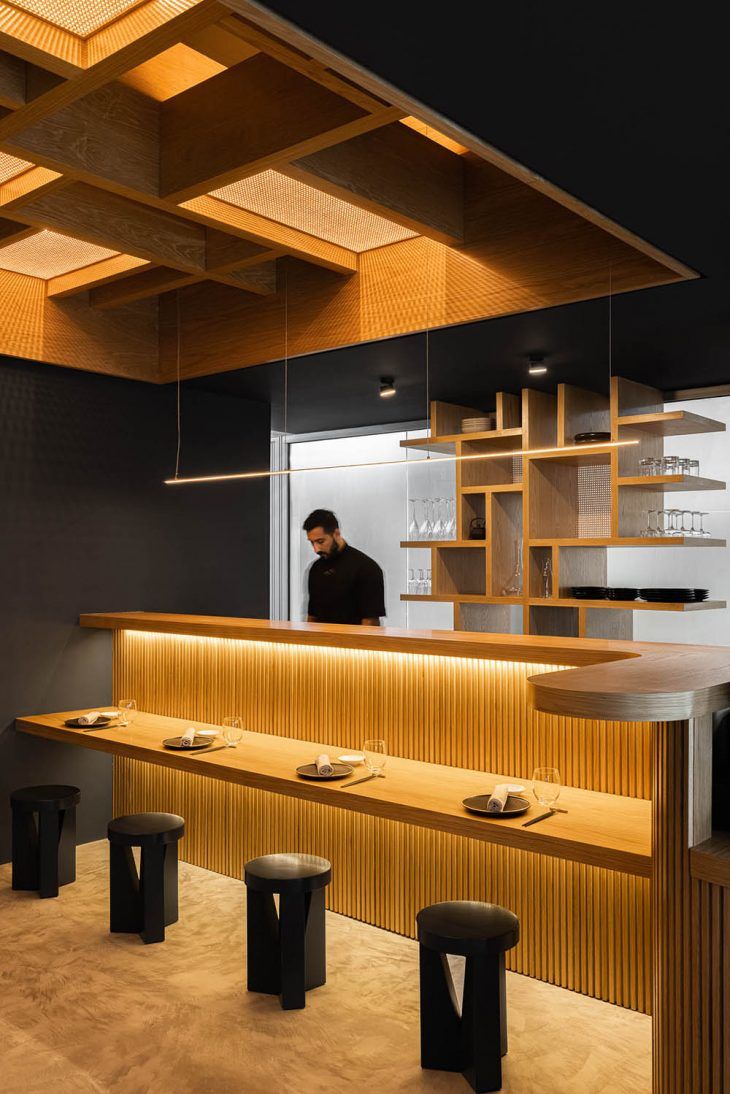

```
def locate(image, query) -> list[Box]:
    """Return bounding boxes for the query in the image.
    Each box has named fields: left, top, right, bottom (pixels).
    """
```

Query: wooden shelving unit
left=400, top=378, right=727, bottom=638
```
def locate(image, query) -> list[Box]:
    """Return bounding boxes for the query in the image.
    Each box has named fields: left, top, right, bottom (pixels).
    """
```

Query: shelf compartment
left=616, top=410, right=726, bottom=436
left=528, top=604, right=579, bottom=637
left=529, top=537, right=727, bottom=547
left=618, top=475, right=726, bottom=492
left=490, top=491, right=523, bottom=597
left=528, top=459, right=611, bottom=539
left=527, top=598, right=726, bottom=612
left=432, top=546, right=486, bottom=597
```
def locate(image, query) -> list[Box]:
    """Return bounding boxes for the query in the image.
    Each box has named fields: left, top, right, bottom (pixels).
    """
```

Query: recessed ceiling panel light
left=0, top=230, right=120, bottom=279
left=7, top=0, right=144, bottom=37
left=0, top=152, right=35, bottom=184
left=210, top=170, right=418, bottom=253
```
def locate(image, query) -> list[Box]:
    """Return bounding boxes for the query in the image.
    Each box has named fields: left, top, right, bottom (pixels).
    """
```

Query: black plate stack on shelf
left=639, top=588, right=709, bottom=603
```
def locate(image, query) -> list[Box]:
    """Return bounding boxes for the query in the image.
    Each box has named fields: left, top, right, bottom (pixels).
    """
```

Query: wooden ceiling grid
left=0, top=0, right=697, bottom=382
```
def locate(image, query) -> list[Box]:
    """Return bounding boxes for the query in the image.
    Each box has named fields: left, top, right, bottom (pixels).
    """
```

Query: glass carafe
left=501, top=541, right=523, bottom=596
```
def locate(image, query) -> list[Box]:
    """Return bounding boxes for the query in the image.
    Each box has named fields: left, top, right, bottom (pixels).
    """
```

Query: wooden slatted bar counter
left=15, top=612, right=730, bottom=1094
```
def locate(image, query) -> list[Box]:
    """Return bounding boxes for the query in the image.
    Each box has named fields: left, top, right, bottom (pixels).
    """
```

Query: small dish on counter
left=462, top=794, right=530, bottom=818
left=163, top=736, right=215, bottom=750
left=338, top=753, right=365, bottom=765
left=296, top=763, right=354, bottom=780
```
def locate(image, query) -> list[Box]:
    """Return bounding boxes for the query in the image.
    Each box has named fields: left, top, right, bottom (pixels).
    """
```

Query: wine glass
left=407, top=567, right=415, bottom=594
left=362, top=739, right=387, bottom=777
left=116, top=699, right=137, bottom=726
left=418, top=498, right=432, bottom=540
left=432, top=498, right=444, bottom=540
left=532, top=767, right=561, bottom=809
left=222, top=714, right=244, bottom=748
left=408, top=498, right=419, bottom=541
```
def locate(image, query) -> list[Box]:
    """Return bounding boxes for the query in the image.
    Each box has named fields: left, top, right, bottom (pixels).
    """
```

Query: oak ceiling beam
left=46, top=254, right=152, bottom=298
left=204, top=227, right=279, bottom=272
left=90, top=266, right=202, bottom=309
left=208, top=258, right=277, bottom=294
left=0, top=0, right=225, bottom=141
left=159, top=52, right=402, bottom=203
left=0, top=213, right=34, bottom=245
left=9, top=180, right=210, bottom=272
left=286, top=122, right=465, bottom=244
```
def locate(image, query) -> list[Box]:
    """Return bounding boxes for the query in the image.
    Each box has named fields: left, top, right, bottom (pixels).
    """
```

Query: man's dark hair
left=303, top=509, right=339, bottom=535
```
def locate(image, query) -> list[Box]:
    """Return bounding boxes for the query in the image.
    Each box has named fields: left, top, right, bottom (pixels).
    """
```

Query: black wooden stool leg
left=303, top=889, right=326, bottom=991
left=11, top=807, right=39, bottom=891
left=140, top=845, right=167, bottom=944
left=279, top=890, right=306, bottom=1010
left=110, top=843, right=141, bottom=933
left=162, top=843, right=179, bottom=927
left=38, top=810, right=60, bottom=898
left=246, top=889, right=281, bottom=994
left=461, top=954, right=505, bottom=1094
left=57, top=806, right=77, bottom=887
left=419, top=945, right=463, bottom=1073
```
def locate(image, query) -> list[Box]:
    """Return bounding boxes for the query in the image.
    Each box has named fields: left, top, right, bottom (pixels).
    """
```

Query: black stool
left=244, top=853, right=331, bottom=1010
left=11, top=785, right=80, bottom=899
left=416, top=900, right=520, bottom=1093
left=107, top=812, right=184, bottom=945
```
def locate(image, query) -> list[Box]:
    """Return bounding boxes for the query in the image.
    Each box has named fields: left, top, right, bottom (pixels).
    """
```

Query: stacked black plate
left=639, top=588, right=709, bottom=603
left=571, top=586, right=608, bottom=599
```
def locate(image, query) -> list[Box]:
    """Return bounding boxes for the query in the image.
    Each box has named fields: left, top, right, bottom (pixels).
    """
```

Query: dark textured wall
left=0, top=356, right=270, bottom=863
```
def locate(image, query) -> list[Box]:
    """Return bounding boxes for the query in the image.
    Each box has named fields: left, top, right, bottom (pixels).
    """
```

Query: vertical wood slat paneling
left=113, top=630, right=652, bottom=798
left=114, top=756, right=652, bottom=1015
left=652, top=719, right=730, bottom=1094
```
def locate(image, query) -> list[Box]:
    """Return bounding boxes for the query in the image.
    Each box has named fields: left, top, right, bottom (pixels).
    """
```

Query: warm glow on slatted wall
left=210, top=170, right=419, bottom=253
left=0, top=230, right=120, bottom=278
left=0, top=153, right=35, bottom=183
left=7, top=0, right=144, bottom=36
left=120, top=43, right=226, bottom=100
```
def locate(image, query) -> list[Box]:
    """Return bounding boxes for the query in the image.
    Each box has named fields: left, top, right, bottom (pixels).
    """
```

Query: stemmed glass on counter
left=362, top=739, right=387, bottom=777
left=531, top=767, right=561, bottom=810
left=116, top=699, right=137, bottom=726
left=222, top=714, right=244, bottom=748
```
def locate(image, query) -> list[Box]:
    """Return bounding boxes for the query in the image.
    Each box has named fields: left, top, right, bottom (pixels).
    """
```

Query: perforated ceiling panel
left=8, top=0, right=143, bottom=36
left=0, top=152, right=34, bottom=183
left=211, top=170, right=418, bottom=254
left=0, top=230, right=120, bottom=279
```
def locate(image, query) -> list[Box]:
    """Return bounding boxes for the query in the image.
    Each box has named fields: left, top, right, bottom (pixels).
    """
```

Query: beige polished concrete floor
left=0, top=841, right=651, bottom=1094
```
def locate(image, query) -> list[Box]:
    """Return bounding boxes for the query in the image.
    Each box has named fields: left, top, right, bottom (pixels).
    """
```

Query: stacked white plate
left=461, top=415, right=494, bottom=433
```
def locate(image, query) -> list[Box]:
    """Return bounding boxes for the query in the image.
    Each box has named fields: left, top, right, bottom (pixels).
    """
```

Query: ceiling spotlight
left=527, top=353, right=548, bottom=376
left=379, top=377, right=396, bottom=398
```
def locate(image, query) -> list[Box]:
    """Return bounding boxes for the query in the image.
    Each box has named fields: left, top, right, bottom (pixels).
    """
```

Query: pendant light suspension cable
left=174, top=288, right=182, bottom=480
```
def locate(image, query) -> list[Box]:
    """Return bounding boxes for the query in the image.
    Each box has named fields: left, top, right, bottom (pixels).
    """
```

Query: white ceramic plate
left=198, top=729, right=219, bottom=737
left=338, top=753, right=365, bottom=765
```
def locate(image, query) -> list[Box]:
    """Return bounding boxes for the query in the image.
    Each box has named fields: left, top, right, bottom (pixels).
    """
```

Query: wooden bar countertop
left=16, top=710, right=651, bottom=878
left=80, top=612, right=730, bottom=722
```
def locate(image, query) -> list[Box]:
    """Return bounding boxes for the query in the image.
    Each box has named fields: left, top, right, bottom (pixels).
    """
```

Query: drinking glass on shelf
left=222, top=715, right=244, bottom=748
left=362, top=739, right=387, bottom=777
left=639, top=457, right=657, bottom=477
left=532, top=767, right=561, bottom=809
left=419, top=499, right=433, bottom=540
left=678, top=458, right=692, bottom=477
left=447, top=498, right=457, bottom=539
left=662, top=456, right=679, bottom=476
left=417, top=568, right=426, bottom=595
left=689, top=459, right=700, bottom=477
left=681, top=510, right=694, bottom=536
left=432, top=498, right=444, bottom=540
left=691, top=511, right=703, bottom=537
left=116, top=699, right=137, bottom=726
left=665, top=509, right=682, bottom=536
left=699, top=512, right=712, bottom=538
left=426, top=568, right=432, bottom=594
left=642, top=510, right=658, bottom=537
left=407, top=567, right=416, bottom=594
left=408, top=498, right=419, bottom=541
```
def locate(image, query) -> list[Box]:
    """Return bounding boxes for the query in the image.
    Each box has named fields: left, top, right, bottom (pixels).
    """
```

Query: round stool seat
left=417, top=900, right=519, bottom=957
left=11, top=785, right=81, bottom=812
left=108, top=812, right=185, bottom=847
left=245, top=853, right=331, bottom=894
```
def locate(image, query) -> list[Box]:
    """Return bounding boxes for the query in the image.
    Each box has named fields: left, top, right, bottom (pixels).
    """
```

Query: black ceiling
left=188, top=2, right=730, bottom=433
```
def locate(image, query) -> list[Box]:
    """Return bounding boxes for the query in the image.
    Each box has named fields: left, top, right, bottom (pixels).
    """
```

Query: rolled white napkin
left=315, top=753, right=334, bottom=776
left=77, top=711, right=101, bottom=726
left=487, top=783, right=511, bottom=813
left=180, top=726, right=197, bottom=747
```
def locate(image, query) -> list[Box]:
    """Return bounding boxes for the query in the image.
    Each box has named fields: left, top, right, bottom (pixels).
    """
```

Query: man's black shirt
left=307, top=544, right=386, bottom=624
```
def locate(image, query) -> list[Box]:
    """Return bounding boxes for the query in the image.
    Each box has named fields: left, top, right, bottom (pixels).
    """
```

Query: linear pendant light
left=164, top=439, right=639, bottom=485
